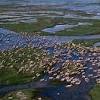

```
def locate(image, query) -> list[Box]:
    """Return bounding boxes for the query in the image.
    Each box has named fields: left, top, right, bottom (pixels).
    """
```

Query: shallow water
left=0, top=28, right=100, bottom=50
left=0, top=81, right=95, bottom=100
left=0, top=28, right=100, bottom=100
left=94, top=42, right=100, bottom=47
left=42, top=24, right=77, bottom=33
left=42, top=23, right=92, bottom=33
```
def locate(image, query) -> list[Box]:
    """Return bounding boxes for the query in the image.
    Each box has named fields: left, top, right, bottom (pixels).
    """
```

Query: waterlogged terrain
left=0, top=28, right=100, bottom=100
left=0, top=0, right=100, bottom=100
left=0, top=0, right=100, bottom=35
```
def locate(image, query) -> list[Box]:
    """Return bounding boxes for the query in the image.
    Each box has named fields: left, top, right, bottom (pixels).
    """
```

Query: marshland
left=0, top=0, right=100, bottom=100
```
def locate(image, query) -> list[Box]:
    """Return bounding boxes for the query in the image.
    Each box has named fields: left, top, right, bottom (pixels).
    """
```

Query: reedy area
left=73, top=39, right=100, bottom=47
left=90, top=85, right=100, bottom=100
left=0, top=89, right=51, bottom=100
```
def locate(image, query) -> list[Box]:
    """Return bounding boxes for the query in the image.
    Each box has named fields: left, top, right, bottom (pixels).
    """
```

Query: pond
left=42, top=23, right=92, bottom=33
left=94, top=42, right=100, bottom=47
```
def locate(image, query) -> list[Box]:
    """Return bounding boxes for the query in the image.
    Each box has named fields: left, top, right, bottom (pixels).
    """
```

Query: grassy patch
left=0, top=19, right=53, bottom=33
left=49, top=79, right=66, bottom=86
left=73, top=39, right=100, bottom=47
left=57, top=20, right=100, bottom=36
left=0, top=17, right=67, bottom=34
left=0, top=89, right=51, bottom=100
left=0, top=68, right=32, bottom=85
left=90, top=84, right=100, bottom=100
left=1, top=17, right=100, bottom=36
